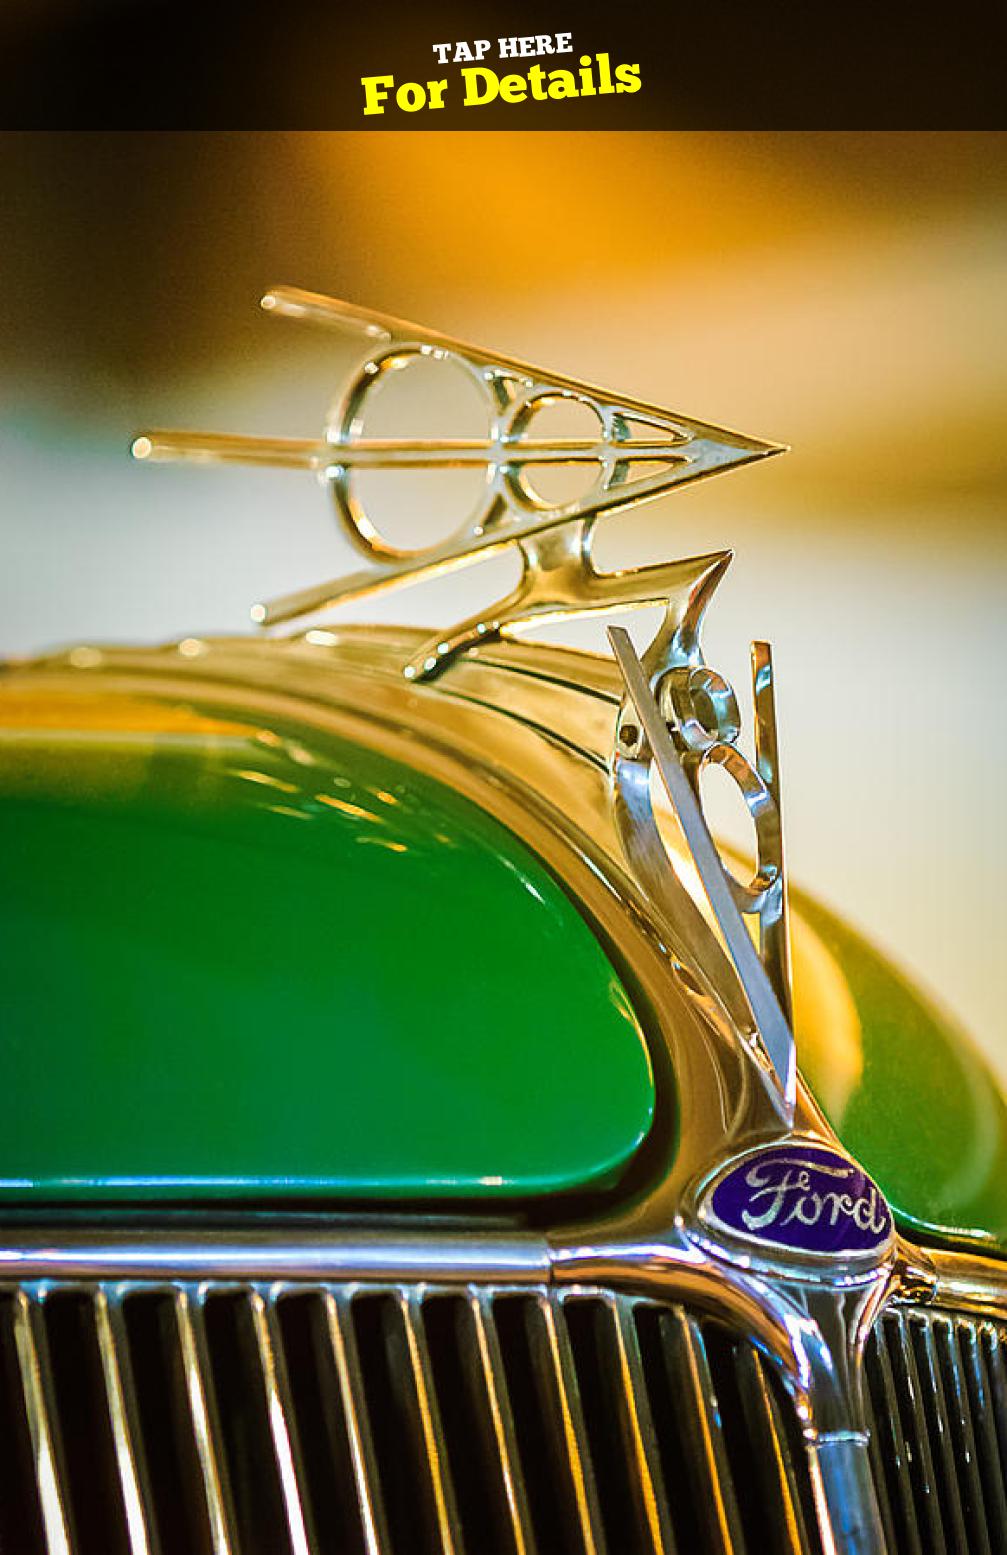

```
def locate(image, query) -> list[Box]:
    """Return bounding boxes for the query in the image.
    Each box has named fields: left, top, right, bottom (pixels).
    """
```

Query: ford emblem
left=700, top=1142, right=893, bottom=1258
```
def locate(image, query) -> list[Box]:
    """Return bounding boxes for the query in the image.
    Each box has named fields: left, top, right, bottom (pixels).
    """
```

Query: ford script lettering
left=706, top=1144, right=893, bottom=1257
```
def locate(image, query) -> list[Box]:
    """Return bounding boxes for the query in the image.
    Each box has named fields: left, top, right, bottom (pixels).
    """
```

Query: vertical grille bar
left=200, top=1290, right=297, bottom=1555
left=538, top=1292, right=609, bottom=1555
left=884, top=1310, right=948, bottom=1552
left=42, top=1287, right=136, bottom=1554
left=0, top=1292, right=48, bottom=1551
left=350, top=1289, right=458, bottom=1554
left=12, top=1290, right=74, bottom=1555
left=860, top=1340, right=903, bottom=1555
left=866, top=1315, right=924, bottom=1555
left=491, top=1293, right=600, bottom=1555
left=975, top=1318, right=1007, bottom=1536
left=93, top=1290, right=157, bottom=1555
left=562, top=1294, right=673, bottom=1555
left=610, top=1296, right=678, bottom=1555
left=273, top=1291, right=369, bottom=1552
left=910, top=1315, right=970, bottom=1554
left=665, top=1312, right=748, bottom=1554
left=931, top=1315, right=992, bottom=1555
left=421, top=1292, right=536, bottom=1555
left=982, top=1321, right=1007, bottom=1467
left=469, top=1292, right=537, bottom=1555
left=967, top=1322, right=1007, bottom=1545
left=733, top=1344, right=816, bottom=1555
left=401, top=1289, right=464, bottom=1555
left=175, top=1288, right=238, bottom=1555
left=7, top=1275, right=1007, bottom=1555
left=868, top=1305, right=1007, bottom=1555
left=325, top=1290, right=391, bottom=1555
left=249, top=1290, right=316, bottom=1555
left=120, top=1290, right=217, bottom=1555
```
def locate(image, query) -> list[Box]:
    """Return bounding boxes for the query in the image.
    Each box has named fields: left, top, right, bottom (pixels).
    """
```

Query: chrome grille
left=865, top=1304, right=1007, bottom=1555
left=0, top=1280, right=823, bottom=1555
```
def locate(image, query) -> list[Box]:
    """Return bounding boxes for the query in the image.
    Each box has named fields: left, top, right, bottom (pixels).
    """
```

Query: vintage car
left=2, top=290, right=1006, bottom=1555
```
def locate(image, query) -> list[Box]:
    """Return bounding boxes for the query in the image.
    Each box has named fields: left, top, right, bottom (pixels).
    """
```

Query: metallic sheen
left=133, top=287, right=783, bottom=679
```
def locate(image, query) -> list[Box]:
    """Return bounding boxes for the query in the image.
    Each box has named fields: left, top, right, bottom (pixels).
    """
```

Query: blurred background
left=2, top=131, right=1005, bottom=1076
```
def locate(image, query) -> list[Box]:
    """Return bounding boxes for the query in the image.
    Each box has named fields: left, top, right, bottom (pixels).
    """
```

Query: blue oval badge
left=702, top=1143, right=893, bottom=1258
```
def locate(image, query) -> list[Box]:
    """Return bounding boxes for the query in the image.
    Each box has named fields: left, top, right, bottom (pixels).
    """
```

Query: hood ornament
left=608, top=614, right=795, bottom=1124
left=134, top=286, right=796, bottom=1116
left=132, top=286, right=783, bottom=680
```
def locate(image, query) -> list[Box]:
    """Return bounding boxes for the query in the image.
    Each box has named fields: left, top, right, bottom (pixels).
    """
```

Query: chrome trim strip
left=0, top=1238, right=997, bottom=1336
left=805, top=1433, right=886, bottom=1555
left=921, top=1246, right=1007, bottom=1320
left=0, top=1230, right=551, bottom=1284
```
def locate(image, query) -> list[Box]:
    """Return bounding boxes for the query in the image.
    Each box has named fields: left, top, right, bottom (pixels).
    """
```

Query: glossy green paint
left=0, top=710, right=655, bottom=1201
left=796, top=891, right=1007, bottom=1252
left=4, top=682, right=1005, bottom=1248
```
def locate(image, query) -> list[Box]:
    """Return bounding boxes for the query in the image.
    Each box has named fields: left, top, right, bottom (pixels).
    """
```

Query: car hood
left=2, top=629, right=1005, bottom=1255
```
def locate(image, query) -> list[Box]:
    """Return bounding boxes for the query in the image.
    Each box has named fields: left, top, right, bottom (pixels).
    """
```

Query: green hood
left=2, top=666, right=1005, bottom=1255
left=793, top=889, right=1007, bottom=1254
left=0, top=690, right=655, bottom=1201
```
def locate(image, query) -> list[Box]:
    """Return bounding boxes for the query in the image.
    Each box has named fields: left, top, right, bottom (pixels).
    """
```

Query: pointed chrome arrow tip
left=725, top=430, right=788, bottom=461
left=678, top=421, right=788, bottom=487
left=685, top=549, right=734, bottom=633
left=688, top=548, right=734, bottom=596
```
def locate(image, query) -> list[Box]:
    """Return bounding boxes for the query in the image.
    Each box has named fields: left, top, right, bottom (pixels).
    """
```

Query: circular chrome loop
left=326, top=344, right=498, bottom=562
left=691, top=740, right=780, bottom=909
left=323, top=346, right=629, bottom=563
left=501, top=388, right=607, bottom=515
left=659, top=666, right=742, bottom=753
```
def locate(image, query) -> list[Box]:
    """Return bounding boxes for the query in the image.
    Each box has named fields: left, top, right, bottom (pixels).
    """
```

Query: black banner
left=2, top=0, right=1003, bottom=129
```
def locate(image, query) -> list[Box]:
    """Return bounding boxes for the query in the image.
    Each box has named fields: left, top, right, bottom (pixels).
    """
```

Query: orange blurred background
left=2, top=131, right=1005, bottom=1072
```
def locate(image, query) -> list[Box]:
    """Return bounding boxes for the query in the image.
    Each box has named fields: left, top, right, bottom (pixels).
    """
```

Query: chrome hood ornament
left=132, top=287, right=783, bottom=680
left=31, top=300, right=989, bottom=1555
left=134, top=286, right=798, bottom=1125
left=606, top=558, right=795, bottom=1126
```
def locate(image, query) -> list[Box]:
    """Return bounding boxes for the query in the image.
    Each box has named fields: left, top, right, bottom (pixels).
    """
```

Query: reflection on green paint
left=796, top=890, right=1007, bottom=1253
left=0, top=714, right=655, bottom=1200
